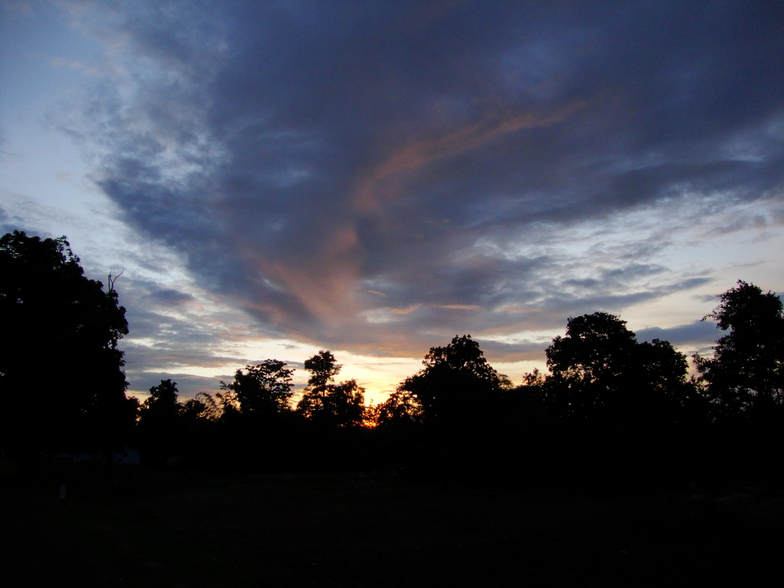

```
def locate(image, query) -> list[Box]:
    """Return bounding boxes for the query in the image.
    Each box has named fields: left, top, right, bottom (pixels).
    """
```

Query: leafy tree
left=138, top=379, right=183, bottom=465
left=303, top=350, right=341, bottom=390
left=541, top=312, right=705, bottom=483
left=168, top=391, right=221, bottom=469
left=0, top=231, right=131, bottom=461
left=695, top=280, right=784, bottom=417
left=400, top=334, right=504, bottom=426
left=374, top=389, right=424, bottom=430
left=219, top=360, right=295, bottom=419
left=521, top=368, right=546, bottom=387
left=181, top=392, right=220, bottom=422
left=546, top=313, right=637, bottom=387
left=544, top=312, right=696, bottom=424
left=140, top=379, right=182, bottom=423
left=297, top=351, right=365, bottom=427
left=545, top=312, right=638, bottom=420
left=369, top=389, right=426, bottom=471
left=395, top=335, right=506, bottom=477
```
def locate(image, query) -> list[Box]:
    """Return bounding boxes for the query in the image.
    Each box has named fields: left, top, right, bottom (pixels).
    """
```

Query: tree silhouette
left=141, top=379, right=181, bottom=421
left=181, top=392, right=220, bottom=422
left=550, top=313, right=704, bottom=419
left=297, top=351, right=365, bottom=428
left=540, top=312, right=704, bottom=483
left=400, top=334, right=503, bottom=427
left=395, top=335, right=506, bottom=477
left=374, top=389, right=424, bottom=430
left=0, top=231, right=131, bottom=466
left=543, top=312, right=697, bottom=423
left=695, top=280, right=784, bottom=418
left=219, top=360, right=295, bottom=420
left=303, top=350, right=342, bottom=389
left=138, top=379, right=183, bottom=465
left=545, top=312, right=637, bottom=417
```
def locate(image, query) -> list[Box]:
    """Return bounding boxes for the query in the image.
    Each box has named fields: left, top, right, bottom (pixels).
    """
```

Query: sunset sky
left=2, top=1, right=783, bottom=403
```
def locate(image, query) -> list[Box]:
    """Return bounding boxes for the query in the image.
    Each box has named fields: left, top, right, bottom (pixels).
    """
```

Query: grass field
left=2, top=468, right=782, bottom=587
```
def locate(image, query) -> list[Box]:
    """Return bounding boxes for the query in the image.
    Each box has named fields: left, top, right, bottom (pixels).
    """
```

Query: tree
left=541, top=312, right=704, bottom=483
left=374, top=389, right=424, bottom=430
left=303, top=350, right=341, bottom=390
left=181, top=392, right=220, bottom=422
left=546, top=312, right=640, bottom=421
left=0, top=231, right=131, bottom=461
left=695, top=280, right=784, bottom=417
left=395, top=335, right=505, bottom=477
left=546, top=312, right=637, bottom=387
left=400, top=334, right=503, bottom=426
left=140, top=379, right=182, bottom=423
left=138, top=379, right=183, bottom=465
left=296, top=351, right=365, bottom=428
left=544, top=312, right=695, bottom=424
left=219, top=360, right=295, bottom=420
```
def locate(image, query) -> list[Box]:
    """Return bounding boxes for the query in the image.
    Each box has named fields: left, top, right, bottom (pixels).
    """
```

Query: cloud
left=1, top=0, right=34, bottom=17
left=353, top=101, right=586, bottom=213
left=127, top=372, right=226, bottom=401
left=390, top=304, right=421, bottom=316
left=636, top=320, right=720, bottom=348
left=144, top=286, right=195, bottom=306
left=49, top=0, right=784, bottom=366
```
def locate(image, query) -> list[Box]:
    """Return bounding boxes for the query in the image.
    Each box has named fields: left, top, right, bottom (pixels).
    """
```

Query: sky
left=2, top=0, right=783, bottom=403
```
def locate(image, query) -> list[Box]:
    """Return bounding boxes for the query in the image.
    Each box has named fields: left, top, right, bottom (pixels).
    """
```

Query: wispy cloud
left=10, top=0, right=781, bottom=395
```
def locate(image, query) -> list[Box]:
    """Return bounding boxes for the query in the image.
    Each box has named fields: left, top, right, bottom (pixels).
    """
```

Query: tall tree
left=544, top=312, right=696, bottom=424
left=219, top=360, right=295, bottom=419
left=141, top=379, right=182, bottom=423
left=297, top=351, right=365, bottom=428
left=546, top=313, right=637, bottom=386
left=0, top=231, right=131, bottom=461
left=695, top=280, right=784, bottom=417
left=181, top=392, right=220, bottom=422
left=303, top=350, right=341, bottom=390
left=541, top=312, right=705, bottom=483
left=400, top=335, right=503, bottom=426
left=138, top=379, right=183, bottom=465
left=395, top=335, right=506, bottom=477
left=374, top=389, right=424, bottom=430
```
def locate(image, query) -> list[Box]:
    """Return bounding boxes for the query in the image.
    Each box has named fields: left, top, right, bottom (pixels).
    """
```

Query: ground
left=1, top=468, right=782, bottom=587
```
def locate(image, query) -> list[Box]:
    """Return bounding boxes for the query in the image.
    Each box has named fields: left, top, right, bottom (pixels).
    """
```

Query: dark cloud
left=463, top=337, right=553, bottom=365
left=59, top=1, right=784, bottom=360
left=0, top=126, right=7, bottom=158
left=636, top=320, right=720, bottom=348
left=144, top=286, right=195, bottom=306
left=121, top=311, right=228, bottom=366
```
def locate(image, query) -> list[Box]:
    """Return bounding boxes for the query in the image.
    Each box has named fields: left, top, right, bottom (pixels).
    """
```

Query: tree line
left=2, top=230, right=783, bottom=485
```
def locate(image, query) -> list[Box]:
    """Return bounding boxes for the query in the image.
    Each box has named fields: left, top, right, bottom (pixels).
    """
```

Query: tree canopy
left=0, top=231, right=131, bottom=458
left=546, top=312, right=638, bottom=385
left=219, top=360, right=295, bottom=420
left=400, top=334, right=503, bottom=426
left=695, top=280, right=784, bottom=417
left=141, top=379, right=181, bottom=422
left=296, top=351, right=365, bottom=428
left=374, top=389, right=424, bottom=430
left=543, top=312, right=696, bottom=425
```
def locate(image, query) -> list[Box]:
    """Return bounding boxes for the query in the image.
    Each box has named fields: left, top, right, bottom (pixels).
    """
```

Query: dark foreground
left=2, top=468, right=782, bottom=587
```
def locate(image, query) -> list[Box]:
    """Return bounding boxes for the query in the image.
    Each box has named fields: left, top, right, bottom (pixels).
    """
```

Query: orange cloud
left=259, top=225, right=363, bottom=325
left=434, top=304, right=480, bottom=311
left=390, top=303, right=421, bottom=315
left=354, top=101, right=585, bottom=212
left=499, top=306, right=542, bottom=314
